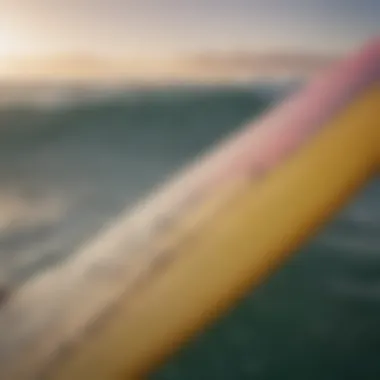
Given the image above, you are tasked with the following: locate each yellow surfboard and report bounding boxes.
[0,39,379,380]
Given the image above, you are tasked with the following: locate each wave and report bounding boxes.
[0,81,284,111]
[0,83,276,286]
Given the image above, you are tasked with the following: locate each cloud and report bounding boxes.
[186,51,339,78]
[3,53,182,81]
[5,54,118,79]
[2,50,340,81]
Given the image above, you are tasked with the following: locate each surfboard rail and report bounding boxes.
[0,38,379,380]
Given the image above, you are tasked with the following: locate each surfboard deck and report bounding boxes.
[0,39,379,380]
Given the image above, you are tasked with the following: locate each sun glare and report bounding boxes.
[0,28,21,75]
[0,31,13,59]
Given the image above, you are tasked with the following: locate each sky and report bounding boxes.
[0,0,379,80]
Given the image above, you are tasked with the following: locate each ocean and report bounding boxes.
[0,81,379,379]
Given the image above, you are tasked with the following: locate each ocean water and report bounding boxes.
[0,82,379,379]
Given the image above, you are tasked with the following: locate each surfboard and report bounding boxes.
[0,38,379,380]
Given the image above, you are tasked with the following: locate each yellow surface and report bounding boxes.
[47,86,380,380]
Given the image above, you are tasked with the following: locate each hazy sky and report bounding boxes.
[1,0,379,79]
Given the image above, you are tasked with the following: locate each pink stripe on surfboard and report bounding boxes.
[196,37,380,186]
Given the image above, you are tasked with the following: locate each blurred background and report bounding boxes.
[0,1,379,379]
